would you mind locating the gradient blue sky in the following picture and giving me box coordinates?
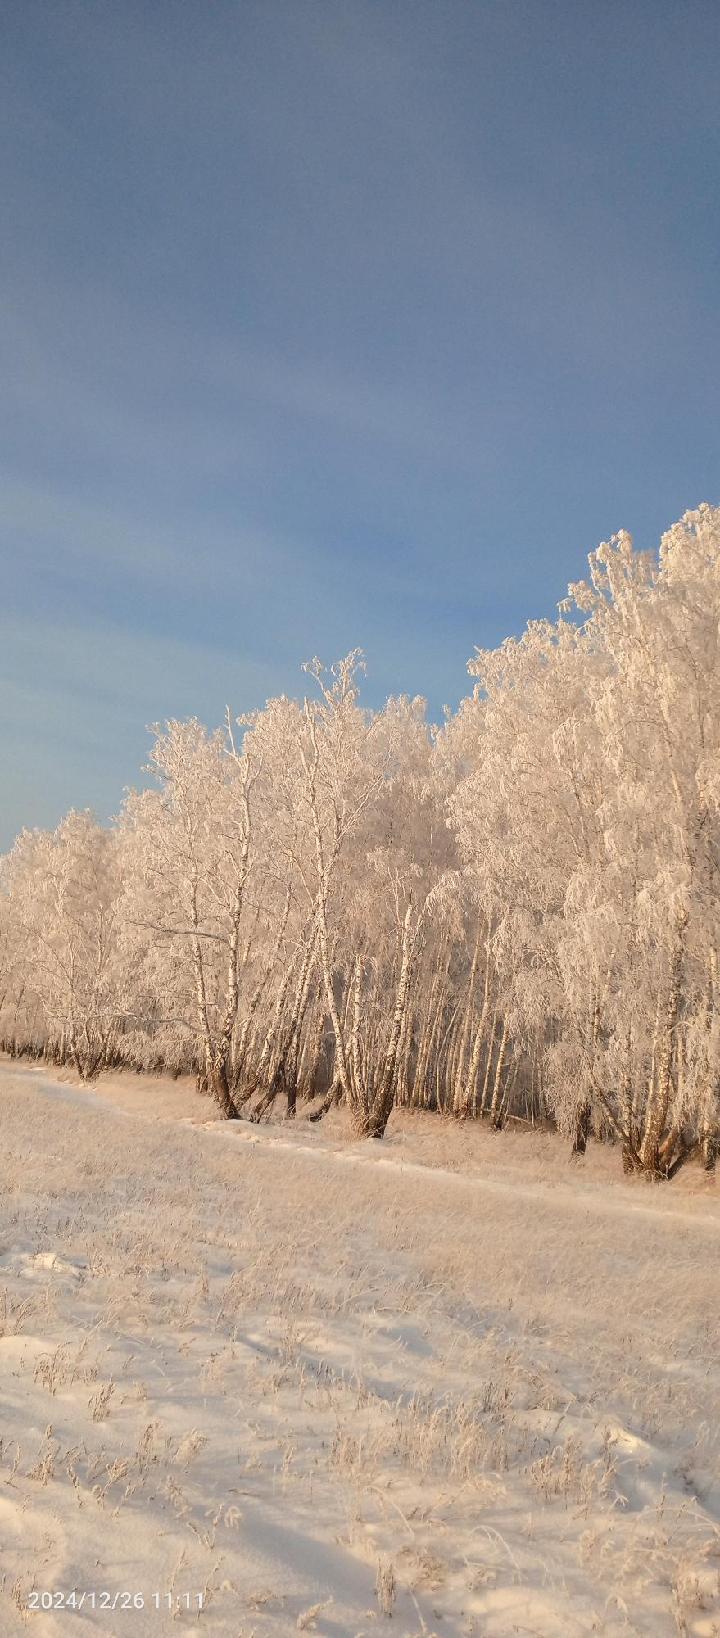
[1,0,718,846]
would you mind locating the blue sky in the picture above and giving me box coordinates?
[1,0,718,846]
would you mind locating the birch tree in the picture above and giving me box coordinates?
[3,504,717,1170]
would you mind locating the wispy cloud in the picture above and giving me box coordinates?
[0,609,283,846]
[1,1,717,843]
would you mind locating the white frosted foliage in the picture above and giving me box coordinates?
[1,505,718,1173]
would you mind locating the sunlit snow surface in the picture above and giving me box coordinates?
[1,1063,719,1636]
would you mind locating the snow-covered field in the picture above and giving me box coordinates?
[1,1064,719,1636]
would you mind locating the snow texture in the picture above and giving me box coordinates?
[1,1062,719,1635]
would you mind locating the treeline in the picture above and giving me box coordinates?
[1,505,719,1177]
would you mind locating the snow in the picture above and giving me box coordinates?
[1,1063,719,1635]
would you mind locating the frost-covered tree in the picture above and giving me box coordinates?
[2,505,718,1170]
[117,718,257,1116]
[1,813,122,1078]
[450,505,720,1173]
[558,506,720,1173]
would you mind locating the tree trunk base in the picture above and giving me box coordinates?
[208,1068,240,1120]
[622,1144,641,1174]
[702,1134,718,1172]
[571,1102,591,1157]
